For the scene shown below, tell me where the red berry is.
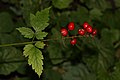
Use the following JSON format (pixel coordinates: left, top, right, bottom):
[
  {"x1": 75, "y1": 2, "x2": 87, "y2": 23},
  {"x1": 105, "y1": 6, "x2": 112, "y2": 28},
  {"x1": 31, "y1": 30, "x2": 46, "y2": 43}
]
[
  {"x1": 68, "y1": 22, "x2": 75, "y2": 30},
  {"x1": 78, "y1": 29, "x2": 85, "y2": 36},
  {"x1": 70, "y1": 38, "x2": 77, "y2": 45},
  {"x1": 60, "y1": 28, "x2": 68, "y2": 36},
  {"x1": 86, "y1": 25, "x2": 93, "y2": 33},
  {"x1": 83, "y1": 22, "x2": 89, "y2": 29},
  {"x1": 92, "y1": 29, "x2": 97, "y2": 36}
]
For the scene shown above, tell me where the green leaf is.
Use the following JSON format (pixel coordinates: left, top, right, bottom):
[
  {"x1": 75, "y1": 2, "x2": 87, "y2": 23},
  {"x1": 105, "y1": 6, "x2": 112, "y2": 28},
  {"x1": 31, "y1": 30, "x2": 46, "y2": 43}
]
[
  {"x1": 115, "y1": 0, "x2": 120, "y2": 7},
  {"x1": 62, "y1": 63, "x2": 96, "y2": 80},
  {"x1": 22, "y1": 0, "x2": 31, "y2": 26},
  {"x1": 70, "y1": 6, "x2": 89, "y2": 24},
  {"x1": 43, "y1": 69, "x2": 62, "y2": 80},
  {"x1": 30, "y1": 7, "x2": 50, "y2": 32},
  {"x1": 35, "y1": 31, "x2": 48, "y2": 40},
  {"x1": 0, "y1": 47, "x2": 25, "y2": 75},
  {"x1": 52, "y1": 0, "x2": 73, "y2": 9},
  {"x1": 35, "y1": 41, "x2": 45, "y2": 49},
  {"x1": 101, "y1": 10, "x2": 120, "y2": 29},
  {"x1": 0, "y1": 12, "x2": 14, "y2": 32},
  {"x1": 112, "y1": 60, "x2": 120, "y2": 80},
  {"x1": 89, "y1": 8, "x2": 103, "y2": 19},
  {"x1": 17, "y1": 27, "x2": 34, "y2": 39},
  {"x1": 0, "y1": 34, "x2": 16, "y2": 44},
  {"x1": 47, "y1": 43, "x2": 63, "y2": 64},
  {"x1": 23, "y1": 44, "x2": 43, "y2": 77},
  {"x1": 101, "y1": 28, "x2": 120, "y2": 45},
  {"x1": 83, "y1": 0, "x2": 111, "y2": 11},
  {"x1": 16, "y1": 63, "x2": 27, "y2": 74},
  {"x1": 83, "y1": 40, "x2": 115, "y2": 80}
]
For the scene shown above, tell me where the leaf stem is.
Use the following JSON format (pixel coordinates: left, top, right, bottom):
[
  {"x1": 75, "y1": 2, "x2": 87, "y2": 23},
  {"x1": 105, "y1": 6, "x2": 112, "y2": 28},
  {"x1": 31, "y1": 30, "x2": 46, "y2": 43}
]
[{"x1": 0, "y1": 35, "x2": 84, "y2": 47}]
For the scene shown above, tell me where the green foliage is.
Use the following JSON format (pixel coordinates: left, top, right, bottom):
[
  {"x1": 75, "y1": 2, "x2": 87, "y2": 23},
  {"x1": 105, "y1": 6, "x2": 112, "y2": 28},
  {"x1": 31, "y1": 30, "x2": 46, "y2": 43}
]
[
  {"x1": 44, "y1": 69, "x2": 62, "y2": 80},
  {"x1": 0, "y1": 0, "x2": 120, "y2": 80},
  {"x1": 35, "y1": 31, "x2": 48, "y2": 40},
  {"x1": 17, "y1": 7, "x2": 50, "y2": 77},
  {"x1": 0, "y1": 47, "x2": 25, "y2": 75},
  {"x1": 35, "y1": 41, "x2": 45, "y2": 49},
  {"x1": 0, "y1": 12, "x2": 14, "y2": 33},
  {"x1": 23, "y1": 44, "x2": 43, "y2": 77},
  {"x1": 62, "y1": 63, "x2": 96, "y2": 80},
  {"x1": 17, "y1": 27, "x2": 34, "y2": 39},
  {"x1": 30, "y1": 7, "x2": 50, "y2": 32},
  {"x1": 52, "y1": 0, "x2": 73, "y2": 9},
  {"x1": 89, "y1": 8, "x2": 103, "y2": 19}
]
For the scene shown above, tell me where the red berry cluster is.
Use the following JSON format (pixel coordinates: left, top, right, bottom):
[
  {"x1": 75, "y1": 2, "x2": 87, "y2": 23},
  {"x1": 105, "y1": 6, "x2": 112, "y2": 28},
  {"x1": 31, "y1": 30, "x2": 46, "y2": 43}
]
[
  {"x1": 78, "y1": 22, "x2": 97, "y2": 36},
  {"x1": 60, "y1": 22, "x2": 97, "y2": 45}
]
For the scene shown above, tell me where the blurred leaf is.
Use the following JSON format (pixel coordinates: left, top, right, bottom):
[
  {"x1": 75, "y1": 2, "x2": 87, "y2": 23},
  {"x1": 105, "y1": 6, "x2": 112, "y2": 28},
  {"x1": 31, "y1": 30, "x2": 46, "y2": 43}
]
[
  {"x1": 70, "y1": 6, "x2": 89, "y2": 24},
  {"x1": 47, "y1": 28, "x2": 64, "y2": 64},
  {"x1": 101, "y1": 28, "x2": 120, "y2": 45},
  {"x1": 83, "y1": 0, "x2": 111, "y2": 11},
  {"x1": 89, "y1": 8, "x2": 103, "y2": 19},
  {"x1": 101, "y1": 10, "x2": 120, "y2": 29},
  {"x1": 112, "y1": 60, "x2": 120, "y2": 80},
  {"x1": 83, "y1": 38, "x2": 115, "y2": 80},
  {"x1": 62, "y1": 63, "x2": 96, "y2": 80},
  {"x1": 47, "y1": 42, "x2": 63, "y2": 64},
  {"x1": 35, "y1": 41, "x2": 45, "y2": 49},
  {"x1": 17, "y1": 27, "x2": 34, "y2": 39},
  {"x1": 43, "y1": 69, "x2": 62, "y2": 80},
  {"x1": 16, "y1": 62, "x2": 27, "y2": 74},
  {"x1": 52, "y1": 0, "x2": 73, "y2": 9},
  {"x1": 23, "y1": 44, "x2": 43, "y2": 77},
  {"x1": 0, "y1": 12, "x2": 14, "y2": 32},
  {"x1": 0, "y1": 47, "x2": 25, "y2": 75},
  {"x1": 115, "y1": 0, "x2": 120, "y2": 7},
  {"x1": 0, "y1": 34, "x2": 16, "y2": 44},
  {"x1": 22, "y1": 0, "x2": 31, "y2": 26}
]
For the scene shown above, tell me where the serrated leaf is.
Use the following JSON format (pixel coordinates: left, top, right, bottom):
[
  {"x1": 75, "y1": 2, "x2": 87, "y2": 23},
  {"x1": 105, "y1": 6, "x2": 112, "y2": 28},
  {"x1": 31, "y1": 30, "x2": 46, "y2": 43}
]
[
  {"x1": 35, "y1": 41, "x2": 45, "y2": 49},
  {"x1": 0, "y1": 47, "x2": 25, "y2": 75},
  {"x1": 30, "y1": 7, "x2": 50, "y2": 32},
  {"x1": 17, "y1": 27, "x2": 34, "y2": 39},
  {"x1": 52, "y1": 0, "x2": 73, "y2": 9},
  {"x1": 35, "y1": 31, "x2": 48, "y2": 40},
  {"x1": 23, "y1": 44, "x2": 43, "y2": 76}
]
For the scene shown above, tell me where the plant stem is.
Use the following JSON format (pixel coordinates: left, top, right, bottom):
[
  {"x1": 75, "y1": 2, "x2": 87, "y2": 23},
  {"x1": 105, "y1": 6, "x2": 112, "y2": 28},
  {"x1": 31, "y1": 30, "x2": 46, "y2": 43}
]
[{"x1": 0, "y1": 35, "x2": 83, "y2": 47}]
